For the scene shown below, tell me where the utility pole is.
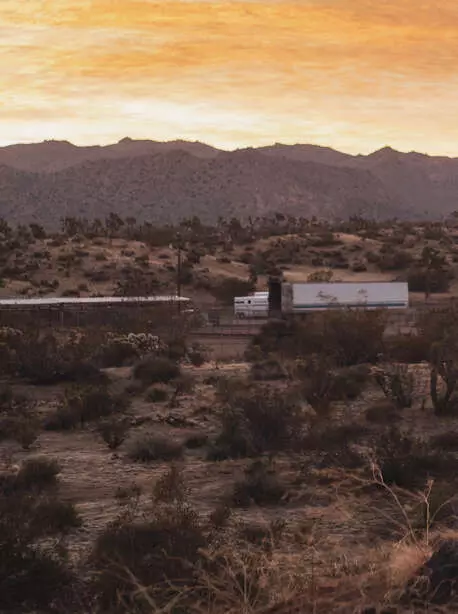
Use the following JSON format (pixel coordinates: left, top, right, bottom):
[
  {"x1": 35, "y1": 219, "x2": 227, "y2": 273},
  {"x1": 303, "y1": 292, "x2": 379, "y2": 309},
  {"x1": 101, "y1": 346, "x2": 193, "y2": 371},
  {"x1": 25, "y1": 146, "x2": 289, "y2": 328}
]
[{"x1": 176, "y1": 232, "x2": 182, "y2": 314}]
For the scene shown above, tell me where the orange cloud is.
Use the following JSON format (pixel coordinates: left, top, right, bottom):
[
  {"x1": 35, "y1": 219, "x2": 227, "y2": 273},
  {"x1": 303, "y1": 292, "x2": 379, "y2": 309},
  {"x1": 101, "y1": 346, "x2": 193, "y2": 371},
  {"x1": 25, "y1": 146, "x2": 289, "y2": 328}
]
[{"x1": 1, "y1": 0, "x2": 458, "y2": 154}]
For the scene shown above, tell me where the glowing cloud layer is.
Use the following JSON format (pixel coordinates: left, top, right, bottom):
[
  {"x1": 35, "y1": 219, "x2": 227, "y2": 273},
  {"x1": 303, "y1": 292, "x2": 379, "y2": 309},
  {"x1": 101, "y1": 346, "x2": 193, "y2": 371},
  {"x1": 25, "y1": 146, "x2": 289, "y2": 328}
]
[{"x1": 1, "y1": 0, "x2": 458, "y2": 154}]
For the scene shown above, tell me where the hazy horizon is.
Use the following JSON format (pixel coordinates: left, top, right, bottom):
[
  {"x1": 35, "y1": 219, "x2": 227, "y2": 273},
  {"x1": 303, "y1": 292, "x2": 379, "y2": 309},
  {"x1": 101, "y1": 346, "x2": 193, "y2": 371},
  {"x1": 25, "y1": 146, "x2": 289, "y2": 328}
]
[{"x1": 2, "y1": 1, "x2": 458, "y2": 156}]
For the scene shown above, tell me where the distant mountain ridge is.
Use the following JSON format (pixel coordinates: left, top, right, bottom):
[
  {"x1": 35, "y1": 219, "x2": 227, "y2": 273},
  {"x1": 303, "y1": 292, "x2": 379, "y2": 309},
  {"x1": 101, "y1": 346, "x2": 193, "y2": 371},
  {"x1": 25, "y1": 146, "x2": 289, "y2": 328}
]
[{"x1": 0, "y1": 138, "x2": 457, "y2": 227}]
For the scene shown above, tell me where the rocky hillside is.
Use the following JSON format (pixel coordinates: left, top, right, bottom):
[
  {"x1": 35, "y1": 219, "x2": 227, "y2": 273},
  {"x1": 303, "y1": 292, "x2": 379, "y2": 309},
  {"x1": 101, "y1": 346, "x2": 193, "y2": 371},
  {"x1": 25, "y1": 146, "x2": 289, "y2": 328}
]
[{"x1": 1, "y1": 138, "x2": 458, "y2": 227}]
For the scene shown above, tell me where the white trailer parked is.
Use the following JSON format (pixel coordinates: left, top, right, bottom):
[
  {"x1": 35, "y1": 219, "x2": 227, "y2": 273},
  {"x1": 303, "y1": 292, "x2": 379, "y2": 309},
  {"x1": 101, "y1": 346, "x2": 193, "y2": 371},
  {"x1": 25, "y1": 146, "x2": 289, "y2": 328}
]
[
  {"x1": 279, "y1": 281, "x2": 409, "y2": 314},
  {"x1": 234, "y1": 294, "x2": 269, "y2": 318}
]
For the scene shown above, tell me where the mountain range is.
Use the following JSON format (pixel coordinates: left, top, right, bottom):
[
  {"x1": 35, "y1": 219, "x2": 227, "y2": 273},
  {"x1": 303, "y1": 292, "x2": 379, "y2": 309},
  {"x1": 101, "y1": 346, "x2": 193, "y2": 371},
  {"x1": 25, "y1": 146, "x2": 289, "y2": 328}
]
[{"x1": 0, "y1": 137, "x2": 457, "y2": 228}]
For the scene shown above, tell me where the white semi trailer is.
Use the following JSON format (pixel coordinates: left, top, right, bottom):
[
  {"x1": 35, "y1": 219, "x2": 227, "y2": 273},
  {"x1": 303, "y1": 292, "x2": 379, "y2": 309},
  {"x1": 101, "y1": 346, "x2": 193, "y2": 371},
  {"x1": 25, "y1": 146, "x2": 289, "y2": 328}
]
[
  {"x1": 234, "y1": 281, "x2": 409, "y2": 318},
  {"x1": 279, "y1": 281, "x2": 409, "y2": 314}
]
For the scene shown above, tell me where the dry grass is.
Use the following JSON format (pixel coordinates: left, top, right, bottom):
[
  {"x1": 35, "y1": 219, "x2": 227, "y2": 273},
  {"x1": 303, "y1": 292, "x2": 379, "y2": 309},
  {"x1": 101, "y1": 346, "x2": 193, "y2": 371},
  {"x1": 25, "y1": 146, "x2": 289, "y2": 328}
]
[{"x1": 3, "y1": 219, "x2": 458, "y2": 612}]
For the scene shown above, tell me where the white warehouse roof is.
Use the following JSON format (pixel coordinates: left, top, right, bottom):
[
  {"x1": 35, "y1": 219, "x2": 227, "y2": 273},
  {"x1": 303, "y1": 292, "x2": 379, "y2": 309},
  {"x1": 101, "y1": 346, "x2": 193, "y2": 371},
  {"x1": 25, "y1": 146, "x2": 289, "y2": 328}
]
[{"x1": 0, "y1": 295, "x2": 191, "y2": 308}]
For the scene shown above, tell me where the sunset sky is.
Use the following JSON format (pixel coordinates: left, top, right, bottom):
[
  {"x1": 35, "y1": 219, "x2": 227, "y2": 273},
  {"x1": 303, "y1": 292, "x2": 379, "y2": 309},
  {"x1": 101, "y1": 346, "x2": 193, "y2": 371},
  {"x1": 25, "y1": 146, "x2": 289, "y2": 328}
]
[{"x1": 1, "y1": 0, "x2": 458, "y2": 155}]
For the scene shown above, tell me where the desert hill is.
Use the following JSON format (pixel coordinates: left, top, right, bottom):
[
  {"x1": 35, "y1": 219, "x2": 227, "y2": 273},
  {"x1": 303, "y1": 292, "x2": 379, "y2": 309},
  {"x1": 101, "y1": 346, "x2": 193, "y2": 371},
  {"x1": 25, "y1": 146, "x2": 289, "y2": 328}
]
[
  {"x1": 0, "y1": 147, "x2": 397, "y2": 228},
  {"x1": 1, "y1": 138, "x2": 458, "y2": 226}
]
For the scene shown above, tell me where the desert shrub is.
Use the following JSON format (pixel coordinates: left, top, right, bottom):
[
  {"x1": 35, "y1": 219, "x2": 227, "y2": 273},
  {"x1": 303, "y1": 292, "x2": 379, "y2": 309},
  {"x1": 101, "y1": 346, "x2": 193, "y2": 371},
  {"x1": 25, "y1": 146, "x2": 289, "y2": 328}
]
[
  {"x1": 365, "y1": 400, "x2": 401, "y2": 424},
  {"x1": 210, "y1": 386, "x2": 306, "y2": 459},
  {"x1": 97, "y1": 418, "x2": 130, "y2": 450},
  {"x1": 427, "y1": 337, "x2": 458, "y2": 416},
  {"x1": 378, "y1": 249, "x2": 413, "y2": 271},
  {"x1": 95, "y1": 340, "x2": 139, "y2": 368},
  {"x1": 133, "y1": 356, "x2": 181, "y2": 386},
  {"x1": 374, "y1": 428, "x2": 458, "y2": 489},
  {"x1": 373, "y1": 363, "x2": 415, "y2": 408},
  {"x1": 231, "y1": 460, "x2": 286, "y2": 507},
  {"x1": 44, "y1": 385, "x2": 128, "y2": 430},
  {"x1": 307, "y1": 269, "x2": 333, "y2": 282},
  {"x1": 146, "y1": 383, "x2": 169, "y2": 402},
  {"x1": 303, "y1": 423, "x2": 369, "y2": 456},
  {"x1": 210, "y1": 277, "x2": 255, "y2": 305},
  {"x1": 0, "y1": 389, "x2": 40, "y2": 447},
  {"x1": 30, "y1": 498, "x2": 82, "y2": 535},
  {"x1": 0, "y1": 469, "x2": 77, "y2": 612},
  {"x1": 14, "y1": 330, "x2": 103, "y2": 385},
  {"x1": 250, "y1": 309, "x2": 385, "y2": 366},
  {"x1": 295, "y1": 358, "x2": 369, "y2": 414},
  {"x1": 152, "y1": 464, "x2": 187, "y2": 503},
  {"x1": 384, "y1": 333, "x2": 430, "y2": 363},
  {"x1": 430, "y1": 431, "x2": 458, "y2": 451},
  {"x1": 128, "y1": 434, "x2": 183, "y2": 462},
  {"x1": 250, "y1": 356, "x2": 288, "y2": 381},
  {"x1": 407, "y1": 268, "x2": 451, "y2": 293},
  {"x1": 184, "y1": 432, "x2": 209, "y2": 449},
  {"x1": 187, "y1": 345, "x2": 206, "y2": 367},
  {"x1": 16, "y1": 457, "x2": 61, "y2": 492},
  {"x1": 239, "y1": 519, "x2": 286, "y2": 549},
  {"x1": 43, "y1": 405, "x2": 80, "y2": 431},
  {"x1": 332, "y1": 364, "x2": 371, "y2": 398},
  {"x1": 90, "y1": 502, "x2": 206, "y2": 613}
]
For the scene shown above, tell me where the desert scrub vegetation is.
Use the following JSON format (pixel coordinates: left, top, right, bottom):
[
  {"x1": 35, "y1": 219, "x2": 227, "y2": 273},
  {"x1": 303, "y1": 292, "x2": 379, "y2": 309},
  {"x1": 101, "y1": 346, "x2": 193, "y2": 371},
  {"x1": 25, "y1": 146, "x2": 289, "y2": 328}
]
[
  {"x1": 9, "y1": 329, "x2": 104, "y2": 385},
  {"x1": 127, "y1": 433, "x2": 184, "y2": 462},
  {"x1": 248, "y1": 308, "x2": 385, "y2": 366},
  {"x1": 133, "y1": 355, "x2": 181, "y2": 386},
  {"x1": 44, "y1": 383, "x2": 129, "y2": 431},
  {"x1": 209, "y1": 384, "x2": 307, "y2": 459},
  {"x1": 0, "y1": 459, "x2": 81, "y2": 613}
]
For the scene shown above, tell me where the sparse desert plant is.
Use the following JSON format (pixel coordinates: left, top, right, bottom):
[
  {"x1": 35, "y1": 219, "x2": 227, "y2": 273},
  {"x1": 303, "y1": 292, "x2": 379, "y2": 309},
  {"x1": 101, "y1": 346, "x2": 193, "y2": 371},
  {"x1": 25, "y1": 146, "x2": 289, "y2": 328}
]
[
  {"x1": 44, "y1": 385, "x2": 128, "y2": 431},
  {"x1": 15, "y1": 457, "x2": 61, "y2": 492},
  {"x1": 374, "y1": 427, "x2": 458, "y2": 489},
  {"x1": 365, "y1": 399, "x2": 401, "y2": 424},
  {"x1": 231, "y1": 460, "x2": 286, "y2": 508},
  {"x1": 90, "y1": 498, "x2": 206, "y2": 613},
  {"x1": 97, "y1": 418, "x2": 130, "y2": 450},
  {"x1": 133, "y1": 356, "x2": 181, "y2": 386},
  {"x1": 295, "y1": 357, "x2": 369, "y2": 414},
  {"x1": 146, "y1": 383, "x2": 169, "y2": 402},
  {"x1": 430, "y1": 431, "x2": 458, "y2": 451},
  {"x1": 14, "y1": 330, "x2": 103, "y2": 385},
  {"x1": 384, "y1": 333, "x2": 430, "y2": 363},
  {"x1": 307, "y1": 269, "x2": 333, "y2": 282},
  {"x1": 250, "y1": 356, "x2": 287, "y2": 381},
  {"x1": 65, "y1": 384, "x2": 129, "y2": 425},
  {"x1": 127, "y1": 433, "x2": 184, "y2": 462},
  {"x1": 430, "y1": 338, "x2": 458, "y2": 416},
  {"x1": 209, "y1": 277, "x2": 255, "y2": 305},
  {"x1": 187, "y1": 344, "x2": 206, "y2": 366},
  {"x1": 30, "y1": 498, "x2": 82, "y2": 535},
  {"x1": 95, "y1": 339, "x2": 139, "y2": 368},
  {"x1": 210, "y1": 385, "x2": 306, "y2": 459},
  {"x1": 373, "y1": 363, "x2": 415, "y2": 409},
  {"x1": 184, "y1": 432, "x2": 209, "y2": 449},
  {"x1": 152, "y1": 464, "x2": 187, "y2": 503},
  {"x1": 250, "y1": 308, "x2": 385, "y2": 366},
  {"x1": 0, "y1": 465, "x2": 77, "y2": 612}
]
